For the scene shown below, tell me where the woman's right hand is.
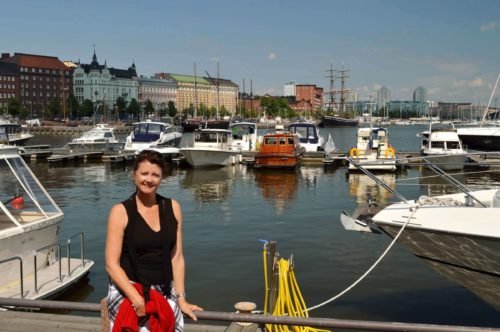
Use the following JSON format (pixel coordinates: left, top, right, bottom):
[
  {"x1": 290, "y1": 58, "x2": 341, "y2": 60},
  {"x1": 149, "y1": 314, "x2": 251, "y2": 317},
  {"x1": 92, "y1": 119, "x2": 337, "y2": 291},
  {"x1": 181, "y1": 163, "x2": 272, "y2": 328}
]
[{"x1": 133, "y1": 301, "x2": 146, "y2": 317}]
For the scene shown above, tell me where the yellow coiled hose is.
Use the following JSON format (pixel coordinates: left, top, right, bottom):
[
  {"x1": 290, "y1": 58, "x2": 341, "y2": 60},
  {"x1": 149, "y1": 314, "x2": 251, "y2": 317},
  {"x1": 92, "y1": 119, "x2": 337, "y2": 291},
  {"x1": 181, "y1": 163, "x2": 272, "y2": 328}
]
[{"x1": 263, "y1": 247, "x2": 331, "y2": 332}]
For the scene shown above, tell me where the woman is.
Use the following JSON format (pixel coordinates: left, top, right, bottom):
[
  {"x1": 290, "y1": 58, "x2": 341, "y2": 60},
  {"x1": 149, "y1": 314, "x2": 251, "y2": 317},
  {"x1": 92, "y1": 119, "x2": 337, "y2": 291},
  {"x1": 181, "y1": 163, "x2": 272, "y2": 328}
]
[{"x1": 106, "y1": 150, "x2": 202, "y2": 331}]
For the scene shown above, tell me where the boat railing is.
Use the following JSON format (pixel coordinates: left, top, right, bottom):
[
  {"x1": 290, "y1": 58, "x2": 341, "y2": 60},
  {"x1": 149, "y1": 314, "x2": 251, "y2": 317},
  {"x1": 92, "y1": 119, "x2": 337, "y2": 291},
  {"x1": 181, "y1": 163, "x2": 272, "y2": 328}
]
[
  {"x1": 421, "y1": 157, "x2": 488, "y2": 207},
  {"x1": 66, "y1": 232, "x2": 86, "y2": 277},
  {"x1": 34, "y1": 243, "x2": 62, "y2": 294},
  {"x1": 0, "y1": 256, "x2": 23, "y2": 298}
]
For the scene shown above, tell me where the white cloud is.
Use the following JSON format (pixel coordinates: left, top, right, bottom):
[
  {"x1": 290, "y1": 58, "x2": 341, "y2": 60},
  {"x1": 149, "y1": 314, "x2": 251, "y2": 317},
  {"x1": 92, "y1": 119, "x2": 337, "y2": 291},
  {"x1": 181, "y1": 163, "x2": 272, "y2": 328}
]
[
  {"x1": 480, "y1": 22, "x2": 497, "y2": 32},
  {"x1": 451, "y1": 77, "x2": 484, "y2": 89},
  {"x1": 267, "y1": 53, "x2": 277, "y2": 61}
]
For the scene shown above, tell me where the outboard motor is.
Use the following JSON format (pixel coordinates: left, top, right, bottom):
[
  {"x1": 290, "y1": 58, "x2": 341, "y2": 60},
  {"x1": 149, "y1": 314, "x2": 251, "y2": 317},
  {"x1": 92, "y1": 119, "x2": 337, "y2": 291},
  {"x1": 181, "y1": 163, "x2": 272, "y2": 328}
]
[{"x1": 491, "y1": 189, "x2": 500, "y2": 207}]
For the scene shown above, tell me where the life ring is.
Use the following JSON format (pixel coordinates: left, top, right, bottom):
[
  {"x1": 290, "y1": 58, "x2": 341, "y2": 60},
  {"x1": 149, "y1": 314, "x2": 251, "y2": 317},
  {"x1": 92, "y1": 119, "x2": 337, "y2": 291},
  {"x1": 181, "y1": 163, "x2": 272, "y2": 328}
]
[
  {"x1": 385, "y1": 147, "x2": 395, "y2": 158},
  {"x1": 349, "y1": 147, "x2": 359, "y2": 157}
]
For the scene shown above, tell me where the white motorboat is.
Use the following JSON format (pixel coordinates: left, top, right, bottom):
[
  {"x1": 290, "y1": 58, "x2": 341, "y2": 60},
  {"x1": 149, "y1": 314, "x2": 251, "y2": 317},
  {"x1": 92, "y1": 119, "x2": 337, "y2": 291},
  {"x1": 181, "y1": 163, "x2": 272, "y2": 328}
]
[
  {"x1": 180, "y1": 128, "x2": 237, "y2": 168},
  {"x1": 456, "y1": 126, "x2": 500, "y2": 151},
  {"x1": 341, "y1": 157, "x2": 500, "y2": 288},
  {"x1": 371, "y1": 189, "x2": 500, "y2": 276},
  {"x1": 0, "y1": 119, "x2": 34, "y2": 146},
  {"x1": 229, "y1": 121, "x2": 260, "y2": 152},
  {"x1": 124, "y1": 120, "x2": 183, "y2": 157},
  {"x1": 287, "y1": 121, "x2": 325, "y2": 152},
  {"x1": 420, "y1": 122, "x2": 467, "y2": 170},
  {"x1": 455, "y1": 72, "x2": 500, "y2": 151},
  {"x1": 67, "y1": 123, "x2": 124, "y2": 151},
  {"x1": 348, "y1": 127, "x2": 397, "y2": 171},
  {"x1": 0, "y1": 143, "x2": 94, "y2": 299}
]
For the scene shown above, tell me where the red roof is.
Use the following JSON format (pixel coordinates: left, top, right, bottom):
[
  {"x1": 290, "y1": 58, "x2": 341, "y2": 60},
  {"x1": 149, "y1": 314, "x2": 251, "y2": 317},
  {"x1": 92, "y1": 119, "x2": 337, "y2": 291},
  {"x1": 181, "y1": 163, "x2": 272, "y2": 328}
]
[{"x1": 5, "y1": 53, "x2": 69, "y2": 70}]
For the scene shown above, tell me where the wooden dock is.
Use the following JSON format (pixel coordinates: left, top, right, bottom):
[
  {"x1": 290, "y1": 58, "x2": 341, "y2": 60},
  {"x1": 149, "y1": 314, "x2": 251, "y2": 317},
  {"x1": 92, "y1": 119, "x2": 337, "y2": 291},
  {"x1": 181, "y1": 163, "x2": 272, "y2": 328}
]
[
  {"x1": 0, "y1": 297, "x2": 499, "y2": 332},
  {"x1": 47, "y1": 151, "x2": 104, "y2": 163},
  {"x1": 0, "y1": 310, "x2": 227, "y2": 332}
]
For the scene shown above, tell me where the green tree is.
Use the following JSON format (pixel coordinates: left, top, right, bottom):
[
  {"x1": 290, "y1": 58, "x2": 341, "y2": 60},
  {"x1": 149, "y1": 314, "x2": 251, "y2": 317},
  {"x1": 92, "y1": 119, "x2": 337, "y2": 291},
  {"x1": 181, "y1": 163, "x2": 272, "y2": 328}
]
[
  {"x1": 261, "y1": 96, "x2": 292, "y2": 118},
  {"x1": 115, "y1": 96, "x2": 127, "y2": 120},
  {"x1": 127, "y1": 98, "x2": 141, "y2": 120},
  {"x1": 80, "y1": 99, "x2": 94, "y2": 118},
  {"x1": 66, "y1": 94, "x2": 79, "y2": 120},
  {"x1": 144, "y1": 99, "x2": 154, "y2": 116},
  {"x1": 6, "y1": 98, "x2": 26, "y2": 119},
  {"x1": 167, "y1": 101, "x2": 177, "y2": 117},
  {"x1": 43, "y1": 97, "x2": 62, "y2": 120},
  {"x1": 220, "y1": 105, "x2": 230, "y2": 118}
]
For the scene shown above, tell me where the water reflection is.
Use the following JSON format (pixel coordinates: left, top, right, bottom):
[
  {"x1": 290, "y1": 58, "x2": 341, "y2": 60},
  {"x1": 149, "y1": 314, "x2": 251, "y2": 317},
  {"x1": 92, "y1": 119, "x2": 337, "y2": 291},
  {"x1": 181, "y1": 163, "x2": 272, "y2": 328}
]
[
  {"x1": 299, "y1": 166, "x2": 324, "y2": 188},
  {"x1": 425, "y1": 260, "x2": 500, "y2": 312},
  {"x1": 418, "y1": 168, "x2": 466, "y2": 196},
  {"x1": 418, "y1": 167, "x2": 500, "y2": 196},
  {"x1": 346, "y1": 173, "x2": 396, "y2": 221},
  {"x1": 181, "y1": 168, "x2": 232, "y2": 203},
  {"x1": 253, "y1": 169, "x2": 299, "y2": 215}
]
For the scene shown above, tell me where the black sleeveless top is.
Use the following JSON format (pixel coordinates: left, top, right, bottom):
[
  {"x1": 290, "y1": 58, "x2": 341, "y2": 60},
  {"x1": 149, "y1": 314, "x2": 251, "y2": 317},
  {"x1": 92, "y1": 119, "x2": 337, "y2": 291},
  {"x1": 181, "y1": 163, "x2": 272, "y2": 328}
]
[{"x1": 120, "y1": 193, "x2": 178, "y2": 286}]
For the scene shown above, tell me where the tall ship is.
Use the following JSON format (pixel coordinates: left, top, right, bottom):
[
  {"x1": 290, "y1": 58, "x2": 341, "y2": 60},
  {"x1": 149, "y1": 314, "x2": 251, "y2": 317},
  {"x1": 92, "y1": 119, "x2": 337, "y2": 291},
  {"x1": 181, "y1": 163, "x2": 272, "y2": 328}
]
[{"x1": 319, "y1": 63, "x2": 359, "y2": 127}]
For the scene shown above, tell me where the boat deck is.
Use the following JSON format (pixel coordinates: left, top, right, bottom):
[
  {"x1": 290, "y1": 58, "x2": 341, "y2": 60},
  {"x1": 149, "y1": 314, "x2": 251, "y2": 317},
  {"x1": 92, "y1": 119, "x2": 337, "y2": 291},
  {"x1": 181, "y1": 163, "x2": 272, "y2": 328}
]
[{"x1": 0, "y1": 258, "x2": 94, "y2": 299}]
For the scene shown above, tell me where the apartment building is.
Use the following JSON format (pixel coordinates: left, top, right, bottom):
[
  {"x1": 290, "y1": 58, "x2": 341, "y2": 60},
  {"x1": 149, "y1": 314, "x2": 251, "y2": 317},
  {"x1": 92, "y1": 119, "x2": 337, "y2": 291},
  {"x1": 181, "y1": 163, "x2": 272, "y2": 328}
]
[
  {"x1": 0, "y1": 60, "x2": 19, "y2": 109},
  {"x1": 1, "y1": 52, "x2": 72, "y2": 118},
  {"x1": 73, "y1": 51, "x2": 138, "y2": 110}
]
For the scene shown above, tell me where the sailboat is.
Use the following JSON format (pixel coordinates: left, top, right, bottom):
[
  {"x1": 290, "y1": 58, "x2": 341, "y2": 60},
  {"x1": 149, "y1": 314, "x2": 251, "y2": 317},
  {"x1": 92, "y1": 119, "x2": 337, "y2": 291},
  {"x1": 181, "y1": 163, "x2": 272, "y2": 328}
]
[{"x1": 320, "y1": 63, "x2": 359, "y2": 127}]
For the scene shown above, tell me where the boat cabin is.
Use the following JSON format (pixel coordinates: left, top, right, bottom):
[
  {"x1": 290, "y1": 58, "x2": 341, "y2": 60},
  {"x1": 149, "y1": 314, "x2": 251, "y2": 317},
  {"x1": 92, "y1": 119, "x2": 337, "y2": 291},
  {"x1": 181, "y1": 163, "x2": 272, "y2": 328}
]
[
  {"x1": 254, "y1": 132, "x2": 304, "y2": 168},
  {"x1": 193, "y1": 129, "x2": 231, "y2": 149}
]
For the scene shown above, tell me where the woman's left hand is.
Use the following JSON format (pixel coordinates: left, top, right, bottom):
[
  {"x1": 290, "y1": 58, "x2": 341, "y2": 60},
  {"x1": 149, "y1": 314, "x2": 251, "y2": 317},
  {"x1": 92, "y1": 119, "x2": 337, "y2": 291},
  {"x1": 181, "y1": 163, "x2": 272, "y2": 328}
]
[{"x1": 178, "y1": 299, "x2": 203, "y2": 321}]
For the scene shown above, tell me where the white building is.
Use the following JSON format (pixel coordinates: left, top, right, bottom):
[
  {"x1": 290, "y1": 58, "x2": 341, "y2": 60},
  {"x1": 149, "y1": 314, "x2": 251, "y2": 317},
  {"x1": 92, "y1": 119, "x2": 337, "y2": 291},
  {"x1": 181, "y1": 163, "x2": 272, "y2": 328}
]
[
  {"x1": 138, "y1": 76, "x2": 177, "y2": 111},
  {"x1": 413, "y1": 86, "x2": 427, "y2": 103},
  {"x1": 377, "y1": 86, "x2": 391, "y2": 109},
  {"x1": 284, "y1": 81, "x2": 296, "y2": 97},
  {"x1": 73, "y1": 51, "x2": 138, "y2": 110}
]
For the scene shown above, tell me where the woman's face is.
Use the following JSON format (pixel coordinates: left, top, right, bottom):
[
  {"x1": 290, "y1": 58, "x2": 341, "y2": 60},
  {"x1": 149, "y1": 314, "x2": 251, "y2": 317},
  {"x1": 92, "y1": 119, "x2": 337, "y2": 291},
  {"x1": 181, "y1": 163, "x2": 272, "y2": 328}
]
[{"x1": 133, "y1": 160, "x2": 163, "y2": 195}]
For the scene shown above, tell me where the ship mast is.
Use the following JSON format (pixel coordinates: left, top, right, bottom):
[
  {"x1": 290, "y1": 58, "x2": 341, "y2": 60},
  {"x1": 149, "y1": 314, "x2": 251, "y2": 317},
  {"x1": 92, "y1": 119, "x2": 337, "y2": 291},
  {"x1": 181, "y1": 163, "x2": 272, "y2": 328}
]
[
  {"x1": 325, "y1": 62, "x2": 336, "y2": 112},
  {"x1": 193, "y1": 62, "x2": 198, "y2": 118},
  {"x1": 338, "y1": 64, "x2": 350, "y2": 114}
]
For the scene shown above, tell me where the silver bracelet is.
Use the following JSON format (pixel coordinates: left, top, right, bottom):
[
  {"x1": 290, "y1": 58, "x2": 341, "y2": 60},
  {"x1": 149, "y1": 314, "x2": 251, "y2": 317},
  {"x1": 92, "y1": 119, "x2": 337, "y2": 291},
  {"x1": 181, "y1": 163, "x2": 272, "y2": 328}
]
[{"x1": 176, "y1": 292, "x2": 186, "y2": 299}]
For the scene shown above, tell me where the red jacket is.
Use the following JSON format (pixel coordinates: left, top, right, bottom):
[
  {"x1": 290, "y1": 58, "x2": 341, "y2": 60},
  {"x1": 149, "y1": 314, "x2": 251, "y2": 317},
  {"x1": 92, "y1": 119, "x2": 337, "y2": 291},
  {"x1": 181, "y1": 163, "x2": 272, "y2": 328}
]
[{"x1": 113, "y1": 283, "x2": 175, "y2": 332}]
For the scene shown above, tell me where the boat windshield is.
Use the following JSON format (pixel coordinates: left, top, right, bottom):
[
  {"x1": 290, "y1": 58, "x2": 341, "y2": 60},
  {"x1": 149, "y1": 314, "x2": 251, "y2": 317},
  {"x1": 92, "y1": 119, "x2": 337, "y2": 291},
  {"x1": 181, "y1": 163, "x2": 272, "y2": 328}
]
[
  {"x1": 0, "y1": 156, "x2": 59, "y2": 227},
  {"x1": 133, "y1": 123, "x2": 164, "y2": 142},
  {"x1": 230, "y1": 124, "x2": 255, "y2": 139},
  {"x1": 195, "y1": 132, "x2": 227, "y2": 143},
  {"x1": 289, "y1": 125, "x2": 318, "y2": 143}
]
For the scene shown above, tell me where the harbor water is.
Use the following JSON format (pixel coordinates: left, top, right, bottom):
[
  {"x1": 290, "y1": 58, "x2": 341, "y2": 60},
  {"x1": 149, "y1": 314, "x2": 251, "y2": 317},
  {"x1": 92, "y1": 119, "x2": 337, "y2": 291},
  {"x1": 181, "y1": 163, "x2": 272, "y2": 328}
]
[{"x1": 26, "y1": 125, "x2": 500, "y2": 327}]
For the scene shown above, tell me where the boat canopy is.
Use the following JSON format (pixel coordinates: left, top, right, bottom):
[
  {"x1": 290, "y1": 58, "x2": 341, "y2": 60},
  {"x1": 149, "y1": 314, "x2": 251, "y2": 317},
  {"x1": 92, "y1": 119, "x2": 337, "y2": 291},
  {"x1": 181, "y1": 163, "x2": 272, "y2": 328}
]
[
  {"x1": 0, "y1": 149, "x2": 61, "y2": 233},
  {"x1": 132, "y1": 122, "x2": 166, "y2": 142},
  {"x1": 288, "y1": 123, "x2": 319, "y2": 144}
]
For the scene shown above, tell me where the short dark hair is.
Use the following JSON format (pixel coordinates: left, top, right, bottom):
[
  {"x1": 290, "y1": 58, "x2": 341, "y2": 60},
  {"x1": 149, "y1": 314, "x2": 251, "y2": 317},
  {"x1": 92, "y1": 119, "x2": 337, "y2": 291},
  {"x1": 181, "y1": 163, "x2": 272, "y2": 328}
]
[{"x1": 133, "y1": 150, "x2": 167, "y2": 177}]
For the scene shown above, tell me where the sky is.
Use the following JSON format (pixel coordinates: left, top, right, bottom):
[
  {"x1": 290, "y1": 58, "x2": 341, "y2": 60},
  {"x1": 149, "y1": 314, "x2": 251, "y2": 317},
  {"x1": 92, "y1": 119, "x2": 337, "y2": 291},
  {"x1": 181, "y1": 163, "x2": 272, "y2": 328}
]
[{"x1": 2, "y1": 0, "x2": 500, "y2": 104}]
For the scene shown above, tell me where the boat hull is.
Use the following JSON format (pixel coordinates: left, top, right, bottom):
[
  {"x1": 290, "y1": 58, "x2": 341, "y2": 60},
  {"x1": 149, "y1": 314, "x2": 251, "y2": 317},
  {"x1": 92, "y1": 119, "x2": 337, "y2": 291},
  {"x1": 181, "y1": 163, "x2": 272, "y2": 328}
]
[
  {"x1": 319, "y1": 116, "x2": 359, "y2": 127},
  {"x1": 180, "y1": 148, "x2": 236, "y2": 168},
  {"x1": 0, "y1": 221, "x2": 59, "y2": 284},
  {"x1": 420, "y1": 152, "x2": 467, "y2": 170},
  {"x1": 254, "y1": 154, "x2": 300, "y2": 169},
  {"x1": 457, "y1": 127, "x2": 500, "y2": 151},
  {"x1": 379, "y1": 224, "x2": 500, "y2": 276},
  {"x1": 348, "y1": 157, "x2": 397, "y2": 171},
  {"x1": 67, "y1": 141, "x2": 124, "y2": 151}
]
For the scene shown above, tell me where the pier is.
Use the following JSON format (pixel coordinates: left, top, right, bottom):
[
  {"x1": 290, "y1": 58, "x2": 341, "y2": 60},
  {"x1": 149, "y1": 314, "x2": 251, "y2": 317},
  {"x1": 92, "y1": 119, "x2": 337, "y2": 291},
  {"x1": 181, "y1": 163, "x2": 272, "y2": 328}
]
[
  {"x1": 16, "y1": 144, "x2": 500, "y2": 168},
  {"x1": 0, "y1": 297, "x2": 499, "y2": 332}
]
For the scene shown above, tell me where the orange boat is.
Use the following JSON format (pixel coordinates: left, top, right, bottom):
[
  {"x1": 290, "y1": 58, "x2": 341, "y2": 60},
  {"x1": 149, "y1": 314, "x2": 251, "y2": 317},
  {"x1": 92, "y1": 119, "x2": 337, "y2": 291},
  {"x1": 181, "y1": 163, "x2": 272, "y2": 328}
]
[{"x1": 254, "y1": 131, "x2": 305, "y2": 169}]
